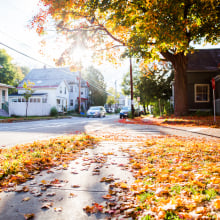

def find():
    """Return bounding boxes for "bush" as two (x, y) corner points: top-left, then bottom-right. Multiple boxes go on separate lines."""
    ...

(50, 107), (58, 117)
(192, 110), (212, 117)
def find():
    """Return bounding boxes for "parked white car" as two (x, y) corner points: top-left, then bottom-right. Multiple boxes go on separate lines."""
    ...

(87, 106), (106, 118)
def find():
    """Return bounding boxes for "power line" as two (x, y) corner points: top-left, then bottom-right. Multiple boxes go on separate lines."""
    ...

(0, 41), (113, 95)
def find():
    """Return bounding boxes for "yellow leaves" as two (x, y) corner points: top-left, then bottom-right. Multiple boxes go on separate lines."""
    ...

(22, 197), (31, 202)
(120, 182), (129, 189)
(212, 178), (220, 184)
(192, 194), (204, 203)
(41, 202), (53, 209)
(0, 134), (97, 189)
(131, 162), (142, 169)
(41, 179), (47, 185)
(192, 180), (205, 188)
(24, 213), (35, 220)
(113, 136), (220, 218)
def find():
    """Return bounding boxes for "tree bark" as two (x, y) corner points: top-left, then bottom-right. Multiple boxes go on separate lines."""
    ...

(161, 51), (188, 116)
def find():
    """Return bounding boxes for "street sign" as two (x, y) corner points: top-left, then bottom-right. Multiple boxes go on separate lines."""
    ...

(212, 78), (215, 90)
(212, 78), (216, 123)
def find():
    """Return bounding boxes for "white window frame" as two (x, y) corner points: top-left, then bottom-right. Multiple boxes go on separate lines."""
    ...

(70, 99), (73, 106)
(70, 86), (73, 92)
(194, 84), (210, 103)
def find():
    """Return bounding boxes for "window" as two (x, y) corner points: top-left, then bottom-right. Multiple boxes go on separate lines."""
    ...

(2, 90), (5, 102)
(64, 87), (66, 94)
(42, 98), (47, 103)
(60, 87), (62, 94)
(57, 99), (61, 105)
(195, 84), (210, 103)
(70, 99), (73, 106)
(81, 91), (83, 95)
(70, 86), (73, 92)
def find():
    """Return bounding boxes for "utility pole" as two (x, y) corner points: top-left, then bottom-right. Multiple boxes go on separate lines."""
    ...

(130, 57), (134, 118)
(115, 80), (117, 109)
(78, 71), (81, 114)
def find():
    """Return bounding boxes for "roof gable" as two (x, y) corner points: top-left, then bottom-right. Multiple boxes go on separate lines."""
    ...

(187, 49), (220, 72)
(18, 67), (77, 88)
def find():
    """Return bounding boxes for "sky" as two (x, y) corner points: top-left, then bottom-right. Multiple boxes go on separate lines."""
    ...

(0, 0), (128, 90)
(0, 0), (219, 91)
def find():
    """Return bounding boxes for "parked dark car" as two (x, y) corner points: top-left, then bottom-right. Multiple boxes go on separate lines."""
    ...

(119, 106), (131, 118)
(87, 106), (106, 118)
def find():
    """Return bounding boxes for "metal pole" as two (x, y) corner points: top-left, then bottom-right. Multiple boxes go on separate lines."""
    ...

(130, 57), (134, 118)
(78, 71), (81, 114)
(213, 89), (216, 123)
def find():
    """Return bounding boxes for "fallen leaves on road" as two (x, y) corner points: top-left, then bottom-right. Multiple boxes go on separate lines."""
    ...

(0, 134), (97, 190)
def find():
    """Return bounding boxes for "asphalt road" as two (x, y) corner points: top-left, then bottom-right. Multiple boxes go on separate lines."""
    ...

(0, 115), (115, 147)
(0, 114), (219, 148)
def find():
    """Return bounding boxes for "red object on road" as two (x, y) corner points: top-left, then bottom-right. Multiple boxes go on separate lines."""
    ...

(212, 78), (215, 90)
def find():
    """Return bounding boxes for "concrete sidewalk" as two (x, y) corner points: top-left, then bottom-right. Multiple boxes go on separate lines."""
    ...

(142, 117), (220, 139)
(0, 141), (137, 220)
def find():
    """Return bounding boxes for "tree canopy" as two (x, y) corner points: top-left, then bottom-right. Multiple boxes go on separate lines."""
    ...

(106, 87), (120, 107)
(0, 49), (24, 86)
(122, 62), (174, 110)
(32, 0), (220, 115)
(83, 66), (107, 106)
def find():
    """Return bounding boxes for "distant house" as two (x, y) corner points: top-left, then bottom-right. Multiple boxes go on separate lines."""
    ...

(171, 49), (220, 115)
(8, 67), (89, 116)
(0, 83), (14, 116)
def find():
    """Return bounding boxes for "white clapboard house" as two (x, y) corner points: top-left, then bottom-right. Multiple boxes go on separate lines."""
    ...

(9, 67), (89, 116)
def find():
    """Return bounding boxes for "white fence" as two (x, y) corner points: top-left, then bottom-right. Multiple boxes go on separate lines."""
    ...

(9, 102), (52, 116)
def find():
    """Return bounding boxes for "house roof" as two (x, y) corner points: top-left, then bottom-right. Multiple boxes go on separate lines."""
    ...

(0, 83), (14, 88)
(187, 49), (220, 72)
(9, 93), (48, 97)
(17, 67), (78, 88)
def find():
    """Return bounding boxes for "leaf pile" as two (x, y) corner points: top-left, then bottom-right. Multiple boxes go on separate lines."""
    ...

(86, 136), (220, 219)
(118, 116), (220, 128)
(0, 134), (97, 189)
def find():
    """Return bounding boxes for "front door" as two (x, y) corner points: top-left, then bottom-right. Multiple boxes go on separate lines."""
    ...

(1, 90), (6, 109)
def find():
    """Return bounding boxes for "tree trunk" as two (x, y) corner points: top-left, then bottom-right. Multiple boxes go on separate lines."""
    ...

(26, 102), (28, 117)
(143, 104), (146, 114)
(161, 51), (188, 116)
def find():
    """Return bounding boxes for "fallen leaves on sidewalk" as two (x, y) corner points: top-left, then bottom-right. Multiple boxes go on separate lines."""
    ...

(0, 134), (97, 190)
(118, 116), (220, 128)
(83, 136), (220, 219)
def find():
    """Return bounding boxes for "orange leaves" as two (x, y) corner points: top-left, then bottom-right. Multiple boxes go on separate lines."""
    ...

(24, 213), (35, 220)
(0, 134), (97, 189)
(213, 199), (220, 209)
(83, 203), (104, 214)
(113, 136), (220, 219)
(119, 115), (220, 128)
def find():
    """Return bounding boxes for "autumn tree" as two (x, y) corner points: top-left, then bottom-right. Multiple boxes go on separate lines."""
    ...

(0, 49), (24, 87)
(122, 62), (173, 113)
(106, 87), (120, 109)
(23, 81), (35, 117)
(83, 66), (107, 106)
(31, 0), (220, 115)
